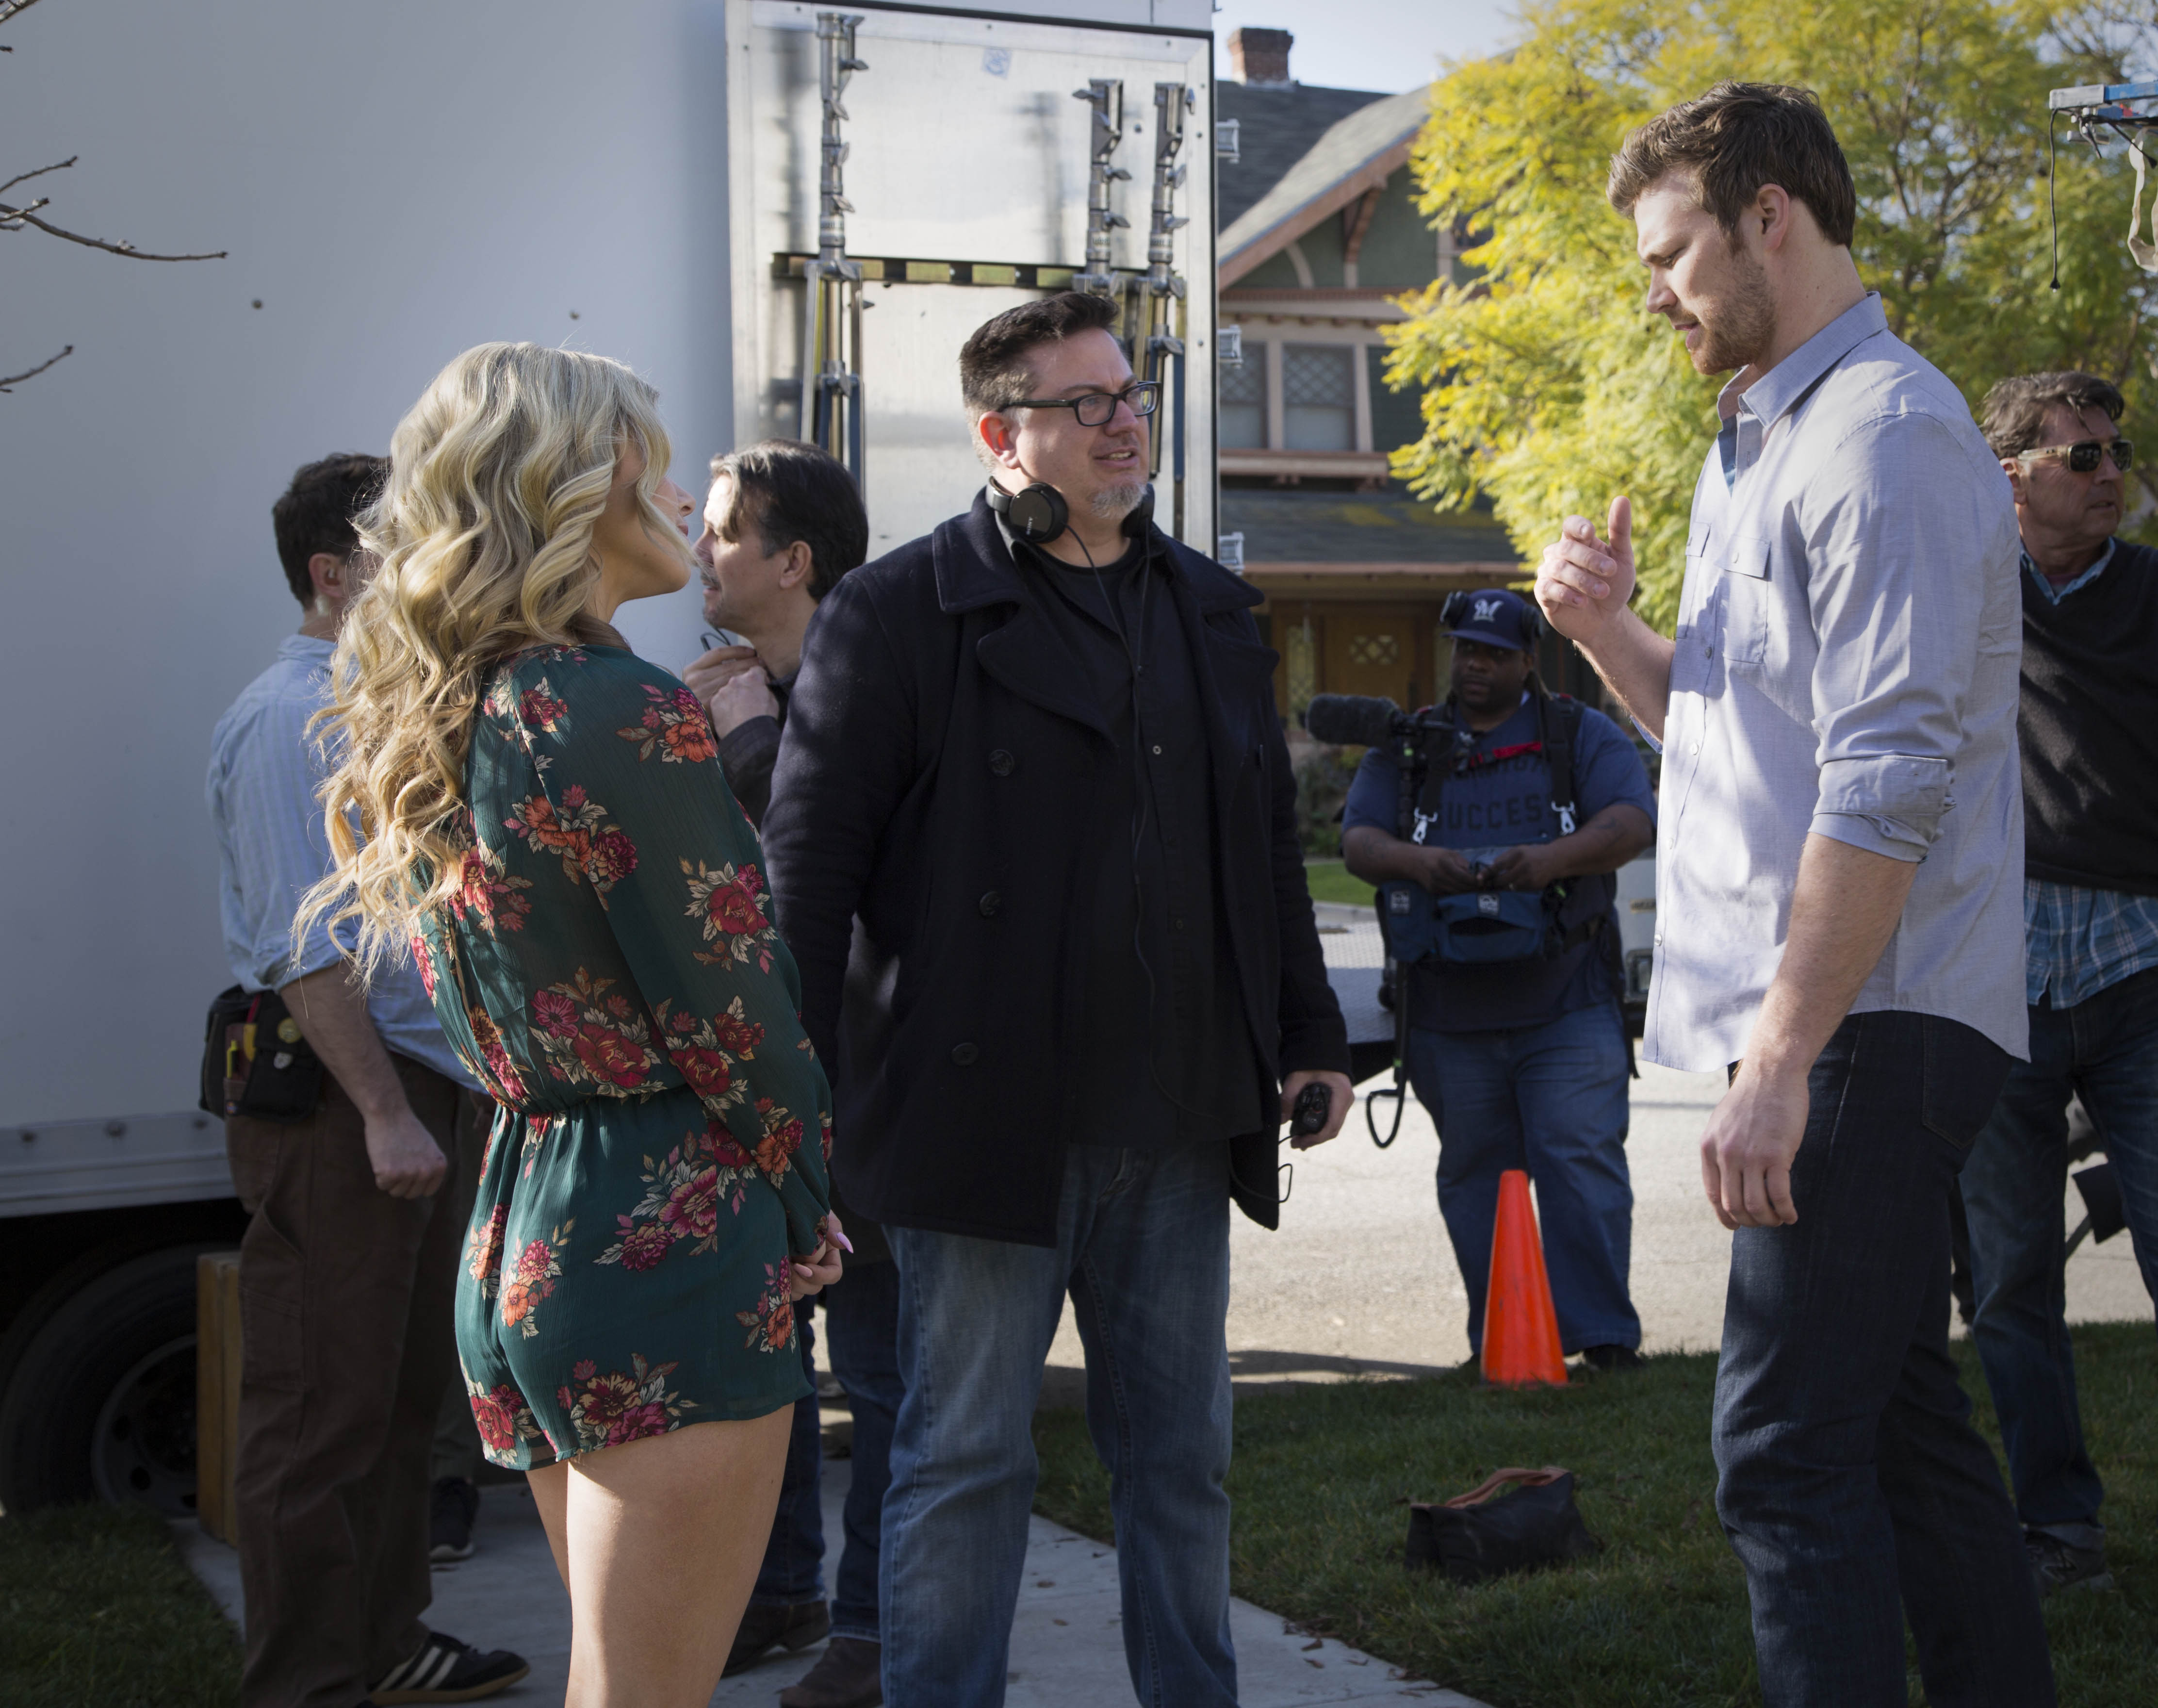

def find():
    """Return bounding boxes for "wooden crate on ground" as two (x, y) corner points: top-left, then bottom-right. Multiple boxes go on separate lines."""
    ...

(196, 1251), (242, 1545)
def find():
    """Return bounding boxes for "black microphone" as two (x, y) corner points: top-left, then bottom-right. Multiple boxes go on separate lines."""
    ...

(1302, 693), (1405, 749)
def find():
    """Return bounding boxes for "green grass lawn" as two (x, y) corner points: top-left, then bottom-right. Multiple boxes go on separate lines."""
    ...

(0, 1501), (239, 1707)
(1304, 859), (1375, 907)
(1033, 1323), (2158, 1708)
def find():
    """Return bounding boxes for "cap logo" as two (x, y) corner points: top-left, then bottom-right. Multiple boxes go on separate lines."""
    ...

(1472, 596), (1502, 625)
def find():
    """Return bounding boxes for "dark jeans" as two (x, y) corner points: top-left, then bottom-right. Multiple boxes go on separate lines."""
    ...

(1406, 1000), (1639, 1355)
(224, 1056), (483, 1708)
(823, 1258), (903, 1644)
(1963, 968), (2158, 1547)
(749, 1314), (825, 1607)
(1713, 1010), (2053, 1708)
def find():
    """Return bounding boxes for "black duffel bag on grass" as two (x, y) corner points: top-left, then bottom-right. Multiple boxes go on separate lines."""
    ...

(1406, 1466), (1600, 1582)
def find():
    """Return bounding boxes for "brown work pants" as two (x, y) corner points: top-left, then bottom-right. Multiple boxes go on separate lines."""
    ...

(224, 1053), (486, 1708)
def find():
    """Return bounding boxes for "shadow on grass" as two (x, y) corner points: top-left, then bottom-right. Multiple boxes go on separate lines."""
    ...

(1032, 1325), (2158, 1708)
(0, 1501), (239, 1708)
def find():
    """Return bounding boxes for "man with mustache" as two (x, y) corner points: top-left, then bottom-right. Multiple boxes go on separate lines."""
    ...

(1960, 371), (2158, 1603)
(761, 291), (1352, 1707)
(1535, 83), (2053, 1707)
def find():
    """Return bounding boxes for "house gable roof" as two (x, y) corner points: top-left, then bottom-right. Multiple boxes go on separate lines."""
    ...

(1215, 82), (1392, 230)
(1218, 84), (1433, 288)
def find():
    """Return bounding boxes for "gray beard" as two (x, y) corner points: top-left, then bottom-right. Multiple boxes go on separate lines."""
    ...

(1089, 480), (1147, 523)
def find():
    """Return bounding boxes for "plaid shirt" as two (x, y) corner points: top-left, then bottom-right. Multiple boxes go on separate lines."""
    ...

(2025, 880), (2158, 1008)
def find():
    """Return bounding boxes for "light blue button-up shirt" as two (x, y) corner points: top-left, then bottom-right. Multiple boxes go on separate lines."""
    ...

(1644, 294), (2029, 1072)
(206, 634), (474, 1084)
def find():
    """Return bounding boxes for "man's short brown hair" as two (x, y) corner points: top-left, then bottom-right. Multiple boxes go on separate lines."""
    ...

(272, 453), (387, 607)
(958, 291), (1121, 416)
(1978, 372), (2126, 461)
(1607, 81), (1856, 248)
(705, 439), (868, 602)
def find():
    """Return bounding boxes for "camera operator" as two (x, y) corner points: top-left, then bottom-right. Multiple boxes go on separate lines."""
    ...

(677, 441), (894, 1708)
(1341, 589), (1655, 1368)
(1962, 371), (2158, 1599)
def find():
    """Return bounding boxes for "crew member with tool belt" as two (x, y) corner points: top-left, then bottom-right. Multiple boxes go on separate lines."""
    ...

(1342, 588), (1655, 1368)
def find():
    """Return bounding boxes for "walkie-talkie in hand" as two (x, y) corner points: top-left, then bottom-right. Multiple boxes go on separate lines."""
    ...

(1290, 1081), (1333, 1141)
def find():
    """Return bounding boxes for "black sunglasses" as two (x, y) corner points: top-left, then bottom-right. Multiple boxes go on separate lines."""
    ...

(1007, 381), (1161, 427)
(2019, 437), (2134, 474)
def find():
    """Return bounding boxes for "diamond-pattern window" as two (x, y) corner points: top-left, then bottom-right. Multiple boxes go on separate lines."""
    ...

(1347, 633), (1399, 667)
(1220, 343), (1266, 449)
(1282, 344), (1354, 452)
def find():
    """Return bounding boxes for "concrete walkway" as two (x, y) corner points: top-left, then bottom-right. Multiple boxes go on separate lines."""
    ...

(175, 1459), (1484, 1706)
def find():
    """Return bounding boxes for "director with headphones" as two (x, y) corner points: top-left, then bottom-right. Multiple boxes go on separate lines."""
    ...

(1342, 589), (1656, 1372)
(760, 291), (1351, 1708)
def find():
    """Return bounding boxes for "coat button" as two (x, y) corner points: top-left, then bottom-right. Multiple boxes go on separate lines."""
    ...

(979, 891), (1001, 916)
(951, 1042), (980, 1066)
(988, 748), (1015, 776)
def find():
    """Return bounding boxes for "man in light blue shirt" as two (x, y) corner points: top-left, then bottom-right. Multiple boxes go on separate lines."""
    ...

(205, 454), (524, 1708)
(1536, 84), (2052, 1708)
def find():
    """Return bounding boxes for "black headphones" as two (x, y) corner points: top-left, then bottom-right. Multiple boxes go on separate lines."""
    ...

(986, 478), (1155, 544)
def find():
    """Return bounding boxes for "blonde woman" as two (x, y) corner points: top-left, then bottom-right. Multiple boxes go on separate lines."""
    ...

(303, 343), (843, 1706)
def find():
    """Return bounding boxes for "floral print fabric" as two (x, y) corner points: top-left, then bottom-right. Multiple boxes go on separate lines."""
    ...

(419, 644), (833, 1468)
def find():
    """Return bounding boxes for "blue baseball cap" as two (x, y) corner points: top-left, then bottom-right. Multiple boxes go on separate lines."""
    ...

(1442, 587), (1539, 653)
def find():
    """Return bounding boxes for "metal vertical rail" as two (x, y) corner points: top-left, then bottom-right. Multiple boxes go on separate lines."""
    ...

(1144, 82), (1192, 530)
(1071, 78), (1129, 315)
(802, 13), (869, 483)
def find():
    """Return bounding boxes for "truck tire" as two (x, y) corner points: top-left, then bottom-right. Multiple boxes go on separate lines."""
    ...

(0, 1244), (215, 1516)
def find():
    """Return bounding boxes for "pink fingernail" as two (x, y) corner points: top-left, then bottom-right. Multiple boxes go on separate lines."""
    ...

(831, 1229), (854, 1254)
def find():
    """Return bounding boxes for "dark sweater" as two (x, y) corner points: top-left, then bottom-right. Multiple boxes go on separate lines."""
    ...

(715, 672), (795, 830)
(2021, 538), (2158, 896)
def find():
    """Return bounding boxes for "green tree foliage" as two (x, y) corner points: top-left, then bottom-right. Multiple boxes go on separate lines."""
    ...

(1385, 0), (2158, 631)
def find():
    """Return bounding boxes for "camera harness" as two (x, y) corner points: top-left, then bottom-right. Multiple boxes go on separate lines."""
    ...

(1363, 685), (1631, 1147)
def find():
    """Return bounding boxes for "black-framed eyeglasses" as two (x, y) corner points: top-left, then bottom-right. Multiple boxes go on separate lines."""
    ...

(1008, 381), (1161, 427)
(2019, 437), (2134, 474)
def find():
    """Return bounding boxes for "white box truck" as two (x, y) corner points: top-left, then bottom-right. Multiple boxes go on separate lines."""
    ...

(0, 0), (1222, 1512)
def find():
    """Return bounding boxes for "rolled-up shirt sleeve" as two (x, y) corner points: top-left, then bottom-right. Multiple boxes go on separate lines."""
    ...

(1801, 412), (1983, 862)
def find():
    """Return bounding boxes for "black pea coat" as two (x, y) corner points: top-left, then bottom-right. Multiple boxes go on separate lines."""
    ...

(761, 493), (1349, 1247)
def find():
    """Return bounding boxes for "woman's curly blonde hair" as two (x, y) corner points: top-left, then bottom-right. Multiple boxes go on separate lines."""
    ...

(297, 342), (691, 976)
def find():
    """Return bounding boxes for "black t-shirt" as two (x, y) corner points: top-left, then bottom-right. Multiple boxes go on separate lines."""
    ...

(1020, 536), (1265, 1147)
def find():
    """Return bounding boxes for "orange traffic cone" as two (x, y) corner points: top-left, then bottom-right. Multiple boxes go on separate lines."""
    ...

(1481, 1169), (1568, 1388)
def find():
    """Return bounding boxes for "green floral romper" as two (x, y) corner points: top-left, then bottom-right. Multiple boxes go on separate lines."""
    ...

(412, 643), (833, 1469)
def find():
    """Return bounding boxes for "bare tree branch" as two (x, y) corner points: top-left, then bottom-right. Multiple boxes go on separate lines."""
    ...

(0, 344), (71, 390)
(0, 202), (225, 260)
(0, 156), (74, 198)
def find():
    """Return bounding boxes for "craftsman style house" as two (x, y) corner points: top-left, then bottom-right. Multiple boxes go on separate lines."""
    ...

(1215, 29), (1551, 717)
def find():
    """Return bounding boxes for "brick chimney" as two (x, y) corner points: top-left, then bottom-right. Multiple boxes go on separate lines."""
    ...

(1228, 28), (1293, 88)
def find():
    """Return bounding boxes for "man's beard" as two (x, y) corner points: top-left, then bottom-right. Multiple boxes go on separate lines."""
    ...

(1088, 479), (1148, 522)
(1688, 245), (1775, 375)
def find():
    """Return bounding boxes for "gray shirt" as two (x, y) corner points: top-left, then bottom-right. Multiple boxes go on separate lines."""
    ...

(1643, 293), (2028, 1073)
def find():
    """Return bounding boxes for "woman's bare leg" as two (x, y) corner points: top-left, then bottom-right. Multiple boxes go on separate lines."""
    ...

(527, 1461), (571, 1590)
(560, 1410), (793, 1708)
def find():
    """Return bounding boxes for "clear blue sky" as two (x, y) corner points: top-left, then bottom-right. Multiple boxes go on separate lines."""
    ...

(1208, 0), (1520, 94)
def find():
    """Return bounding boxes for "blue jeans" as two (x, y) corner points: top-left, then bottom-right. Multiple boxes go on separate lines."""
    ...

(1406, 1001), (1639, 1355)
(823, 1257), (902, 1644)
(1963, 968), (2158, 1548)
(881, 1144), (1235, 1708)
(1713, 1010), (2053, 1708)
(749, 1314), (824, 1607)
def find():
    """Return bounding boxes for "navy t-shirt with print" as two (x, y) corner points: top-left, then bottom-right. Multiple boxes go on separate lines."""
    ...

(1341, 696), (1656, 1033)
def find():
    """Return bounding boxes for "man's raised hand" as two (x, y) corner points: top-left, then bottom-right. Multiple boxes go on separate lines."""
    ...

(1536, 495), (1637, 644)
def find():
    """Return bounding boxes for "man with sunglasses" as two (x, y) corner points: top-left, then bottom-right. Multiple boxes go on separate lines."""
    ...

(1965, 370), (2158, 1600)
(761, 290), (1351, 1708)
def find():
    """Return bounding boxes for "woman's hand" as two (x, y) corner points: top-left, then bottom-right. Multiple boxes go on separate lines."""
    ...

(787, 1212), (850, 1301)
